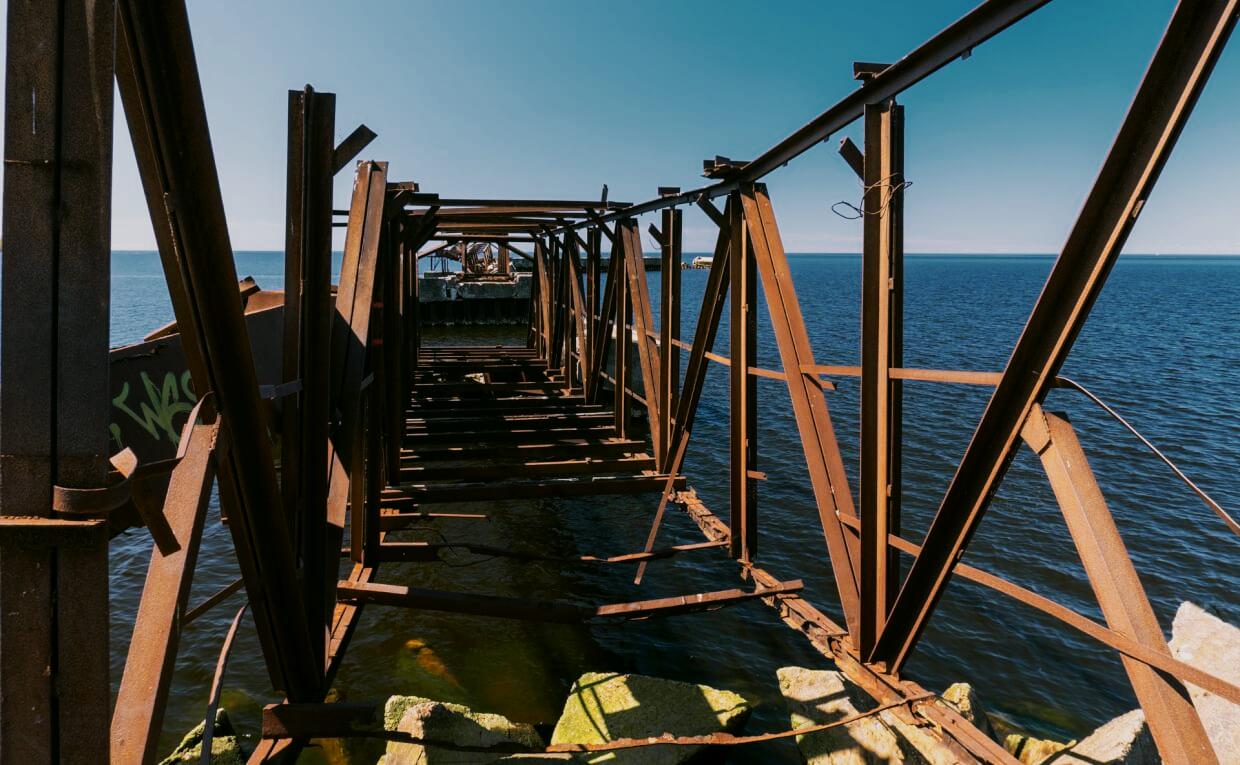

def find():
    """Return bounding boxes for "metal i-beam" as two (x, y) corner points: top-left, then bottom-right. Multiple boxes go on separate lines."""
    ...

(872, 0), (1238, 672)
(283, 85), (337, 667)
(739, 183), (861, 639)
(619, 219), (663, 450)
(859, 99), (905, 657)
(729, 197), (758, 562)
(633, 200), (733, 583)
(658, 205), (683, 469)
(116, 0), (320, 699)
(110, 419), (218, 763)
(1023, 408), (1217, 764)
(0, 1), (115, 756)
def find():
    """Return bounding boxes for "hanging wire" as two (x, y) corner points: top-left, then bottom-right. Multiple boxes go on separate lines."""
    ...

(1059, 375), (1240, 539)
(831, 173), (913, 220)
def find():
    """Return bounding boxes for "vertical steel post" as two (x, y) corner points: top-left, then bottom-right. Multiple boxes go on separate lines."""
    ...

(872, 0), (1239, 671)
(859, 99), (904, 658)
(284, 86), (336, 667)
(658, 204), (682, 470)
(614, 244), (630, 439)
(729, 196), (758, 561)
(0, 1), (115, 758)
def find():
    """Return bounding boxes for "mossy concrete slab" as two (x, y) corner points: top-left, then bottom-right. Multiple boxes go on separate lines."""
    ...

(776, 666), (909, 765)
(382, 694), (545, 764)
(550, 672), (750, 764)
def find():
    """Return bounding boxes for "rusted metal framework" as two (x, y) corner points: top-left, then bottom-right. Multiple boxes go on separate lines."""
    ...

(0, 1), (1236, 763)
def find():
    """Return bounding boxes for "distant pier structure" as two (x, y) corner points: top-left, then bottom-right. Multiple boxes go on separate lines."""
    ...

(416, 241), (531, 325)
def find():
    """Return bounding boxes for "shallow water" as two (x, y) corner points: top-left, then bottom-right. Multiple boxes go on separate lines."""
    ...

(106, 251), (1239, 761)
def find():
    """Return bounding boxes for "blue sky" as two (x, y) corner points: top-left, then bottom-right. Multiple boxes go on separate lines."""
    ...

(3, 1), (1238, 253)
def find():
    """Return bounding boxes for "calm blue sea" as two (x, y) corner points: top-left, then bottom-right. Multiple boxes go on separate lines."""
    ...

(107, 251), (1239, 762)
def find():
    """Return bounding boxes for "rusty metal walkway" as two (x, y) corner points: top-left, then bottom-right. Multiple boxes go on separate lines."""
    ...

(392, 345), (676, 501)
(2, 2), (1237, 764)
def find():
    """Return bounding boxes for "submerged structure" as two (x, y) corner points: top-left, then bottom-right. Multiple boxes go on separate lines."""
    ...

(0, 1), (1237, 763)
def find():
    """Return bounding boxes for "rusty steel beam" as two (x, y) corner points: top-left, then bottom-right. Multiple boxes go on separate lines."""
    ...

(381, 474), (685, 505)
(330, 123), (377, 175)
(563, 235), (591, 397)
(740, 183), (862, 639)
(325, 160), (388, 619)
(337, 580), (803, 622)
(729, 196), (758, 562)
(0, 0), (115, 756)
(835, 511), (1240, 708)
(587, 236), (622, 403)
(613, 240), (632, 439)
(619, 219), (664, 458)
(111, 419), (218, 764)
(283, 86), (337, 667)
(117, 0), (321, 699)
(533, 240), (554, 358)
(658, 205), (683, 469)
(859, 99), (905, 656)
(548, 0), (1053, 235)
(1023, 408), (1217, 764)
(633, 201), (733, 583)
(403, 194), (629, 209)
(872, 0), (1238, 671)
(400, 455), (656, 482)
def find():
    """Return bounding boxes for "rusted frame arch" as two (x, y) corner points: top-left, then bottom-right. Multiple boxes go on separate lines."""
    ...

(563, 234), (591, 398)
(1022, 407), (1216, 764)
(657, 205), (683, 470)
(587, 239), (623, 405)
(738, 183), (862, 639)
(871, 0), (1239, 671)
(618, 219), (664, 452)
(633, 199), (734, 584)
(115, 0), (320, 699)
(532, 240), (554, 360)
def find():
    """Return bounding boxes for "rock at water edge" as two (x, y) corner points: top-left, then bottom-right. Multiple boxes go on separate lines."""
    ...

(158, 709), (247, 765)
(1170, 601), (1240, 762)
(1055, 709), (1156, 765)
(382, 695), (544, 764)
(776, 666), (908, 765)
(550, 672), (750, 764)
(940, 683), (998, 743)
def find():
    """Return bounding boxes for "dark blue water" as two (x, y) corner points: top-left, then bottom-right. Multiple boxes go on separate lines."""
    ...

(107, 252), (1238, 761)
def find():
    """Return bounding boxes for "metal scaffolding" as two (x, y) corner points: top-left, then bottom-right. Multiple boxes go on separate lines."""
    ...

(0, 1), (1236, 763)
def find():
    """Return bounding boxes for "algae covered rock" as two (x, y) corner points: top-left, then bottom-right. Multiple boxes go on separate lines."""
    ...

(159, 709), (247, 764)
(550, 671), (750, 764)
(1169, 601), (1240, 762)
(776, 666), (909, 764)
(1060, 709), (1155, 764)
(382, 694), (544, 764)
(1001, 732), (1071, 765)
(940, 683), (997, 743)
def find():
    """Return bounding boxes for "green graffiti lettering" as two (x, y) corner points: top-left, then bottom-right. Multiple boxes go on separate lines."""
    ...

(111, 370), (199, 446)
